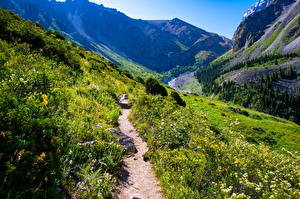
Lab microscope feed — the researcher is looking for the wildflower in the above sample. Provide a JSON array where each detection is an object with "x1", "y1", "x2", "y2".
[
  {"x1": 51, "y1": 136, "x2": 59, "y2": 143},
  {"x1": 42, "y1": 94, "x2": 48, "y2": 106},
  {"x1": 37, "y1": 152, "x2": 46, "y2": 163},
  {"x1": 17, "y1": 149, "x2": 25, "y2": 160}
]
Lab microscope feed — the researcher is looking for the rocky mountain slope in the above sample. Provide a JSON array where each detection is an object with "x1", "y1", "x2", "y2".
[
  {"x1": 229, "y1": 0, "x2": 300, "y2": 88},
  {"x1": 196, "y1": 0, "x2": 300, "y2": 124},
  {"x1": 234, "y1": 0, "x2": 296, "y2": 51},
  {"x1": 0, "y1": 0, "x2": 232, "y2": 72}
]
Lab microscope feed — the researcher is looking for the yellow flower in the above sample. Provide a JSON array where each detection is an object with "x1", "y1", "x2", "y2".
[
  {"x1": 42, "y1": 94, "x2": 47, "y2": 100},
  {"x1": 42, "y1": 94, "x2": 48, "y2": 106},
  {"x1": 42, "y1": 100, "x2": 48, "y2": 106},
  {"x1": 37, "y1": 152, "x2": 46, "y2": 163},
  {"x1": 17, "y1": 149, "x2": 25, "y2": 160}
]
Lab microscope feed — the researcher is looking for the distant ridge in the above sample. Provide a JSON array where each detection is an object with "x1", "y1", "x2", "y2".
[{"x1": 0, "y1": 0, "x2": 233, "y2": 72}]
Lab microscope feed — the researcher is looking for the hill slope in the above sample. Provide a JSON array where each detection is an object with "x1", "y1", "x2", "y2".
[
  {"x1": 0, "y1": 0, "x2": 232, "y2": 72},
  {"x1": 0, "y1": 8, "x2": 144, "y2": 198}
]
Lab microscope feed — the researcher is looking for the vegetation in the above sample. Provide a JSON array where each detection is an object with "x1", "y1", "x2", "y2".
[
  {"x1": 145, "y1": 78, "x2": 168, "y2": 96},
  {"x1": 263, "y1": 27, "x2": 284, "y2": 49},
  {"x1": 0, "y1": 9, "x2": 143, "y2": 198},
  {"x1": 177, "y1": 76, "x2": 203, "y2": 95},
  {"x1": 165, "y1": 65, "x2": 198, "y2": 78},
  {"x1": 223, "y1": 53, "x2": 298, "y2": 73},
  {"x1": 217, "y1": 68, "x2": 300, "y2": 124},
  {"x1": 170, "y1": 92, "x2": 186, "y2": 107},
  {"x1": 196, "y1": 53, "x2": 300, "y2": 123},
  {"x1": 131, "y1": 94, "x2": 300, "y2": 199}
]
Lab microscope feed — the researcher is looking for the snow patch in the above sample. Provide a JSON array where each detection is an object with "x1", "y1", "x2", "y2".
[{"x1": 243, "y1": 0, "x2": 271, "y2": 19}]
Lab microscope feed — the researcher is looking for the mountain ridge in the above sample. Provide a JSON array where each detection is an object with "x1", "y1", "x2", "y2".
[{"x1": 0, "y1": 0, "x2": 232, "y2": 72}]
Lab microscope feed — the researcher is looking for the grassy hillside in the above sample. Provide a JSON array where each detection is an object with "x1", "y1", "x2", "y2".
[
  {"x1": 131, "y1": 93, "x2": 300, "y2": 199},
  {"x1": 1, "y1": 8, "x2": 300, "y2": 199},
  {"x1": 92, "y1": 43, "x2": 164, "y2": 80},
  {"x1": 0, "y1": 9, "x2": 143, "y2": 198}
]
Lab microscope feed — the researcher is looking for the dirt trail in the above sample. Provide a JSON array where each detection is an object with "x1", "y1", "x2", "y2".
[{"x1": 115, "y1": 98, "x2": 164, "y2": 199}]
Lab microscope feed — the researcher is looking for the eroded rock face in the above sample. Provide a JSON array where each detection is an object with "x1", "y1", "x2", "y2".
[{"x1": 233, "y1": 0, "x2": 295, "y2": 51}]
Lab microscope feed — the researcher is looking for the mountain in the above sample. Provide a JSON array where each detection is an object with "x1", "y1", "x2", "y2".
[
  {"x1": 234, "y1": 0, "x2": 296, "y2": 51},
  {"x1": 243, "y1": 0, "x2": 271, "y2": 19},
  {"x1": 196, "y1": 0, "x2": 300, "y2": 124},
  {"x1": 0, "y1": 0, "x2": 233, "y2": 72}
]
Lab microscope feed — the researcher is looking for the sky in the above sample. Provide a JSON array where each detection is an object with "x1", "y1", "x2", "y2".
[{"x1": 89, "y1": 0, "x2": 258, "y2": 39}]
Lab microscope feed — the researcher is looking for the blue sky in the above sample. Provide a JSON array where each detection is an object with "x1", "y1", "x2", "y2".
[{"x1": 89, "y1": 0, "x2": 258, "y2": 38}]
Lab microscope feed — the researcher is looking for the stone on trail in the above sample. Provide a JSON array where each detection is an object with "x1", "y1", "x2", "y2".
[
  {"x1": 120, "y1": 94, "x2": 128, "y2": 100},
  {"x1": 132, "y1": 193, "x2": 143, "y2": 199},
  {"x1": 109, "y1": 128, "x2": 137, "y2": 153},
  {"x1": 119, "y1": 94, "x2": 131, "y2": 109}
]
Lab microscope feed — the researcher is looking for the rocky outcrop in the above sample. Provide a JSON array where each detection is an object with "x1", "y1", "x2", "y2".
[{"x1": 233, "y1": 0, "x2": 296, "y2": 51}]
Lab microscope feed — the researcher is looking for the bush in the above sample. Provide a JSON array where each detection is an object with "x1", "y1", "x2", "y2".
[
  {"x1": 170, "y1": 91, "x2": 186, "y2": 107},
  {"x1": 145, "y1": 78, "x2": 167, "y2": 96}
]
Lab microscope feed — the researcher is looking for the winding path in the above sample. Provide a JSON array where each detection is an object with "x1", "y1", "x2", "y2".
[{"x1": 115, "y1": 97, "x2": 164, "y2": 199}]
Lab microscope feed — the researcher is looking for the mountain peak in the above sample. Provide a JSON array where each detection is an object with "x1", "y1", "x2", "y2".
[{"x1": 243, "y1": 0, "x2": 271, "y2": 19}]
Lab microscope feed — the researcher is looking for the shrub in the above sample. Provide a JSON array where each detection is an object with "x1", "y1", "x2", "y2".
[
  {"x1": 145, "y1": 78, "x2": 167, "y2": 96},
  {"x1": 170, "y1": 91, "x2": 186, "y2": 107}
]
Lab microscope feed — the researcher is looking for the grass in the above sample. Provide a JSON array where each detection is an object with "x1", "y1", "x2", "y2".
[
  {"x1": 0, "y1": 9, "x2": 144, "y2": 198},
  {"x1": 184, "y1": 95, "x2": 300, "y2": 152},
  {"x1": 263, "y1": 27, "x2": 284, "y2": 50},
  {"x1": 175, "y1": 40, "x2": 188, "y2": 51},
  {"x1": 281, "y1": 15, "x2": 300, "y2": 43},
  {"x1": 131, "y1": 92, "x2": 300, "y2": 199}
]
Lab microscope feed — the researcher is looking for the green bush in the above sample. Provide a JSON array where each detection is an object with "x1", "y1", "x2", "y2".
[
  {"x1": 170, "y1": 91, "x2": 186, "y2": 107},
  {"x1": 145, "y1": 78, "x2": 168, "y2": 96}
]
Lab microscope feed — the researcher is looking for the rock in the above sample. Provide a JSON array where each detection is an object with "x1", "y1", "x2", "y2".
[
  {"x1": 78, "y1": 140, "x2": 97, "y2": 146},
  {"x1": 68, "y1": 167, "x2": 81, "y2": 182},
  {"x1": 109, "y1": 128, "x2": 137, "y2": 153},
  {"x1": 132, "y1": 193, "x2": 143, "y2": 199},
  {"x1": 120, "y1": 94, "x2": 128, "y2": 100},
  {"x1": 119, "y1": 101, "x2": 131, "y2": 109},
  {"x1": 119, "y1": 94, "x2": 131, "y2": 109}
]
